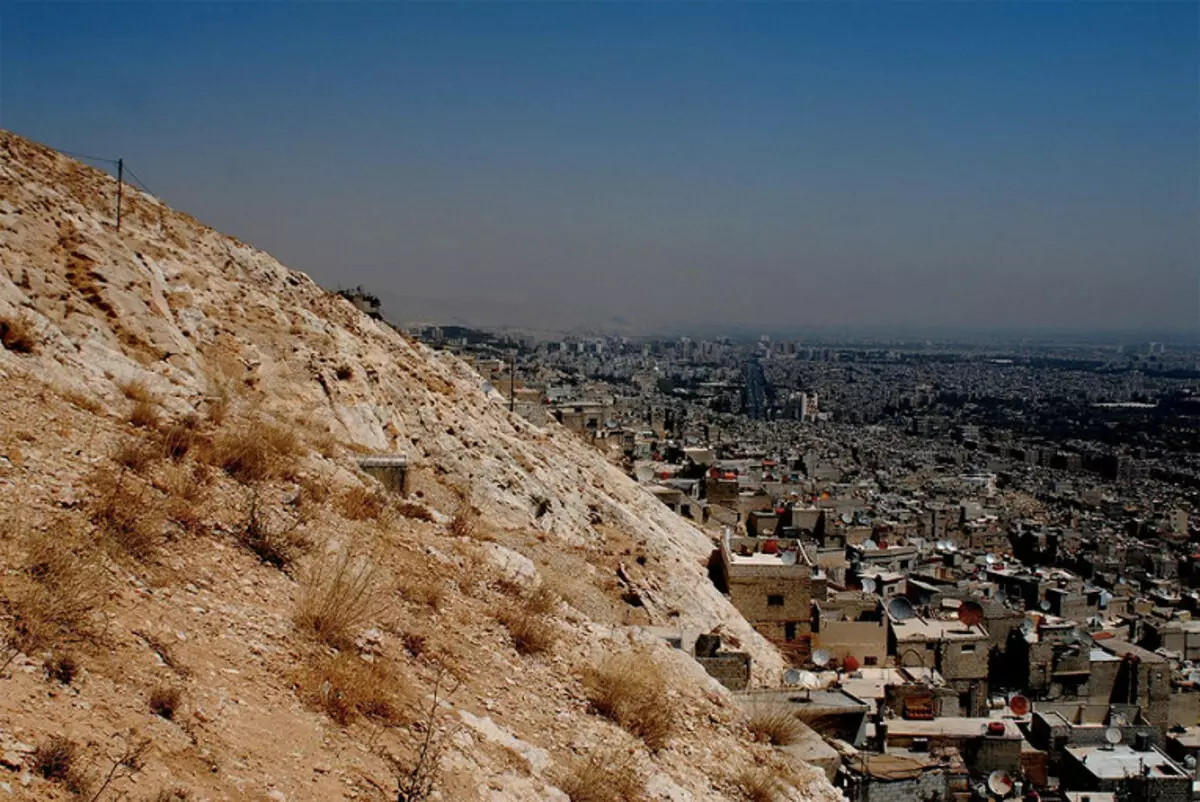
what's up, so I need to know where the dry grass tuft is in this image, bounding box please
[394,500,434,522]
[43,650,78,685]
[745,707,804,747]
[160,462,211,535]
[295,547,387,649]
[0,313,37,353]
[497,606,556,656]
[113,436,156,473]
[557,750,645,802]
[119,379,157,404]
[733,766,795,802]
[156,417,201,461]
[202,417,299,482]
[337,485,390,522]
[583,652,674,751]
[397,574,446,611]
[149,685,183,720]
[3,518,106,654]
[151,787,194,802]
[300,654,408,727]
[526,584,561,616]
[61,387,102,413]
[129,399,160,428]
[31,736,88,794]
[89,469,164,561]
[238,489,306,568]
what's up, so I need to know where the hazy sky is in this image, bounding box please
[2,2,1197,334]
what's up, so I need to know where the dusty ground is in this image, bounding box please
[0,131,842,801]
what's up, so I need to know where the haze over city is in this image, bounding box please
[3,1,1197,335]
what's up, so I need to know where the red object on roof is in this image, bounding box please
[1092,631,1114,640]
[987,721,1007,736]
[762,539,779,554]
[843,655,860,672]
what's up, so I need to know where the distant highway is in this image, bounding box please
[743,358,769,420]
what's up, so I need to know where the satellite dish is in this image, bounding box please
[780,550,797,565]
[1009,695,1031,717]
[1040,600,1052,612]
[1105,727,1123,746]
[987,771,1015,797]
[1019,619,1036,636]
[812,649,831,668]
[796,671,821,690]
[783,669,802,686]
[862,578,877,594]
[959,601,985,627]
[863,540,878,551]
[1185,755,1196,770]
[985,554,998,565]
[889,597,916,621]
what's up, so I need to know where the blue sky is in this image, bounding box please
[2,2,1197,333]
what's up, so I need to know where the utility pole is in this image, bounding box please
[115,158,124,233]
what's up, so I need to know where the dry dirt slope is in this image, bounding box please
[0,131,841,802]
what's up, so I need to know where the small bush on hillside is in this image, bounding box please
[301,654,408,727]
[238,489,306,568]
[119,379,157,404]
[89,469,164,561]
[557,750,644,802]
[149,685,183,720]
[3,519,106,656]
[43,651,78,685]
[337,485,389,522]
[394,500,434,522]
[397,574,446,611]
[31,736,88,793]
[745,707,804,746]
[157,417,201,461]
[151,787,193,802]
[0,313,37,353]
[526,584,561,616]
[202,418,298,482]
[129,399,160,428]
[734,766,794,802]
[583,652,674,751]
[113,437,155,473]
[497,606,556,656]
[294,547,386,649]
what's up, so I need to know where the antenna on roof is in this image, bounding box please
[861,578,877,594]
[1104,727,1123,748]
[812,649,831,668]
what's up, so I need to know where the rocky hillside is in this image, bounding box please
[0,131,840,802]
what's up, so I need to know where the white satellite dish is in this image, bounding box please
[863,540,879,551]
[1104,727,1123,746]
[1019,619,1035,636]
[862,578,877,594]
[985,554,998,565]
[796,671,821,690]
[812,649,831,668]
[1185,755,1196,770]
[987,770,1014,797]
[780,550,797,565]
[1040,600,1052,612]
[783,668,802,686]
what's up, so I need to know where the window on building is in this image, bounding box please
[926,642,936,651]
[961,644,976,654]
[767,594,785,607]
[785,622,797,641]
[864,656,878,666]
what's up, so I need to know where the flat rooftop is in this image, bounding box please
[840,667,944,701]
[1065,745,1187,780]
[872,717,1023,740]
[891,616,987,642]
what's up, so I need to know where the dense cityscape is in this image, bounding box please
[415,320,1200,801]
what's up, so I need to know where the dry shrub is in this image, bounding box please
[31,735,88,794]
[62,388,102,413]
[0,313,37,353]
[745,707,803,747]
[497,606,556,656]
[149,685,183,720]
[160,463,210,535]
[557,750,644,802]
[113,437,156,473]
[401,630,428,658]
[734,766,794,802]
[202,417,299,482]
[583,652,674,751]
[397,574,446,611]
[89,469,165,561]
[129,399,160,428]
[301,653,408,726]
[295,547,386,649]
[151,787,193,802]
[43,651,78,685]
[526,584,561,616]
[394,500,434,522]
[119,379,157,404]
[337,485,389,522]
[3,518,106,653]
[238,489,306,568]
[156,417,201,461]
[448,507,476,539]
